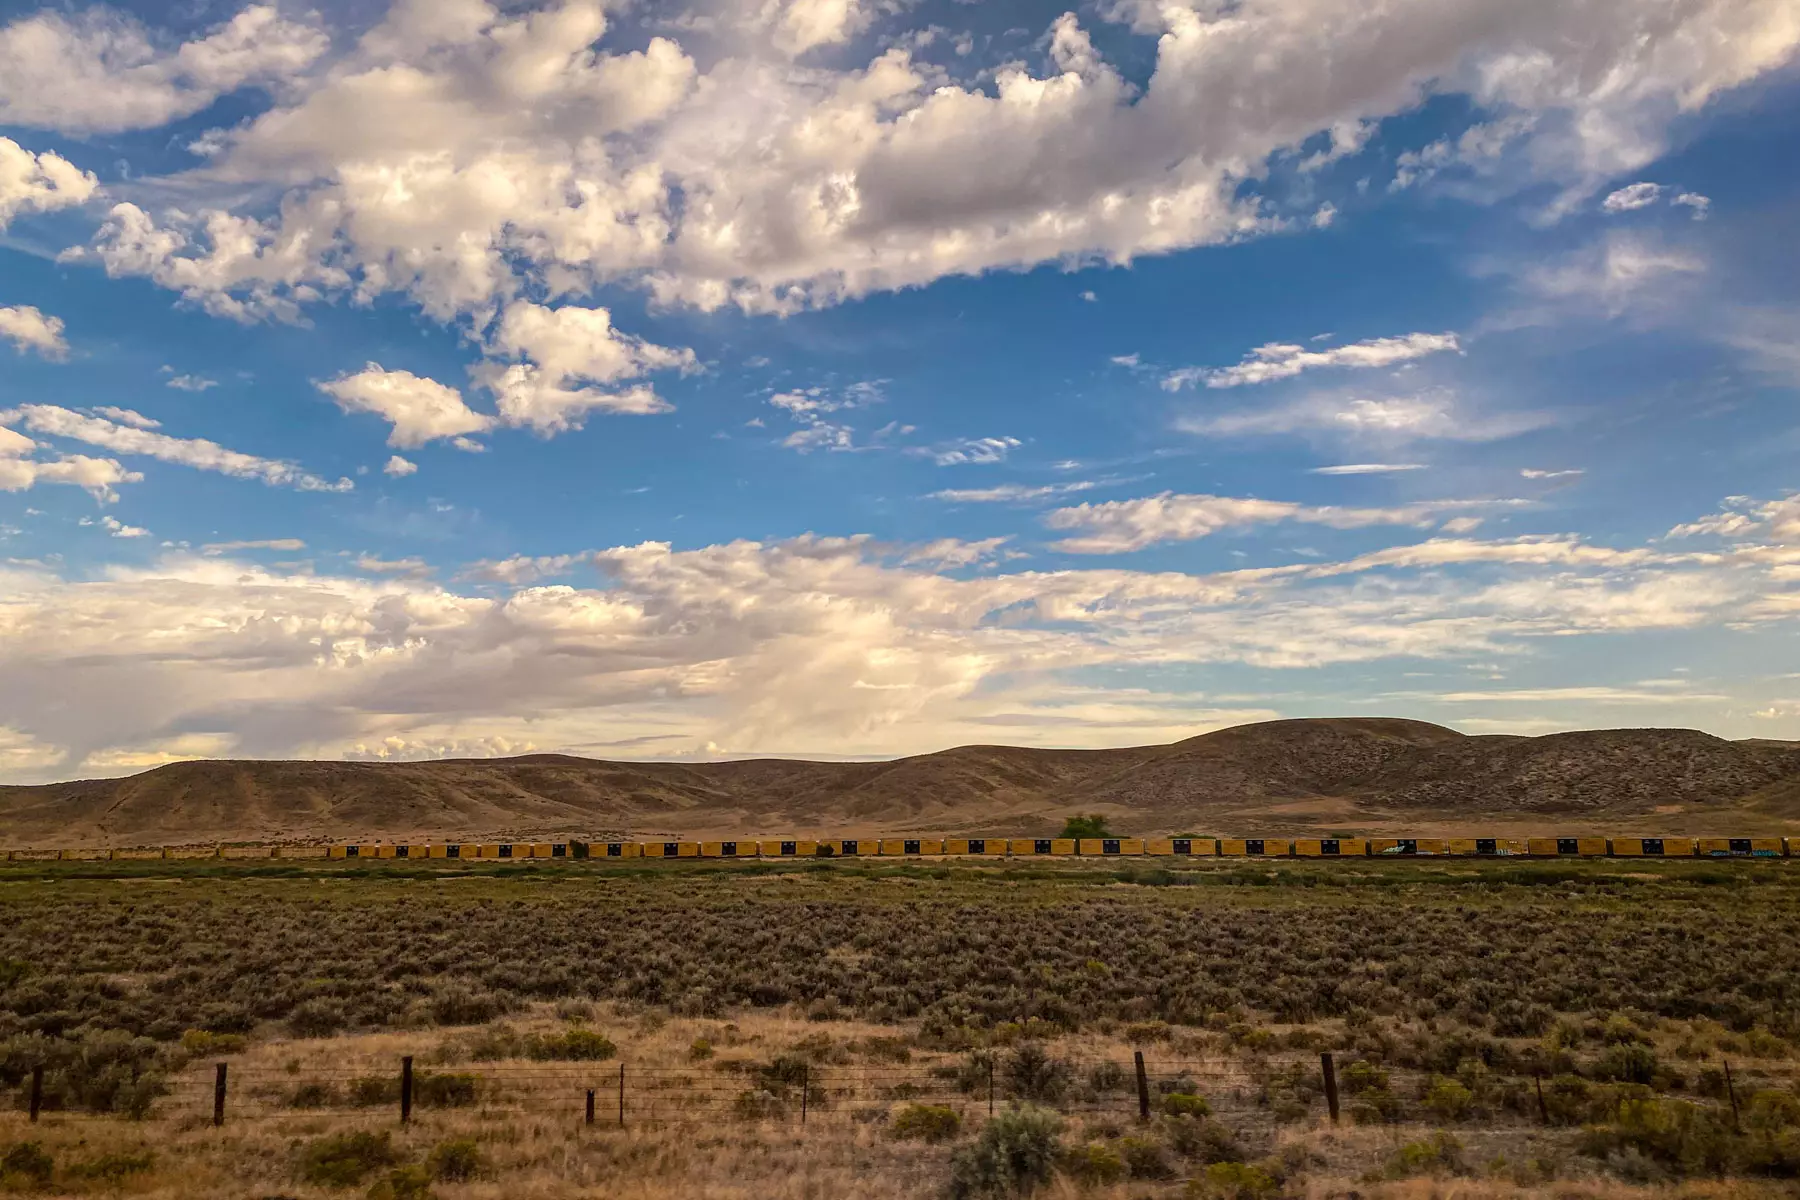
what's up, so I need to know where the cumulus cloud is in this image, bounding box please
[1673,191,1712,218]
[384,454,418,477]
[81,514,148,538]
[475,301,693,433]
[163,372,218,392]
[0,450,141,502]
[1668,494,1800,541]
[92,407,160,429]
[318,365,493,448]
[66,0,1800,323]
[0,306,67,359]
[6,404,352,492]
[0,5,327,133]
[0,138,97,229]
[1164,332,1460,390]
[1041,491,1505,554]
[1602,181,1663,212]
[0,510,1787,780]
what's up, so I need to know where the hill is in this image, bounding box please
[3,718,1799,847]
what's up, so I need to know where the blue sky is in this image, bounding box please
[1,0,1798,780]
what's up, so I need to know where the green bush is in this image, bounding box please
[1003,1043,1071,1104]
[1059,815,1111,840]
[349,1074,400,1106]
[1593,1043,1660,1086]
[179,1029,247,1057]
[1385,1131,1465,1178]
[426,1138,483,1182]
[366,1164,434,1200]
[892,1103,961,1143]
[1423,1076,1474,1121]
[1161,1114,1242,1164]
[416,1072,478,1107]
[1339,1059,1389,1094]
[526,1029,615,1062]
[1579,1096,1736,1177]
[1161,1091,1210,1118]
[1057,1141,1125,1185]
[289,1081,337,1108]
[0,1142,55,1187]
[298,1131,400,1188]
[946,1105,1062,1198]
[1119,1134,1175,1179]
[1186,1161,1278,1200]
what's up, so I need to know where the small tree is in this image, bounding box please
[1060,815,1111,840]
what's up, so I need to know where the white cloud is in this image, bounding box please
[0,5,327,134]
[1672,191,1712,219]
[81,515,148,539]
[923,436,1021,467]
[0,452,140,502]
[91,407,160,429]
[475,302,693,434]
[355,554,431,577]
[0,137,98,229]
[318,365,493,448]
[163,372,219,392]
[201,538,306,555]
[1181,385,1550,446]
[0,504,1790,781]
[66,0,1800,323]
[1522,467,1583,479]
[1668,494,1800,541]
[8,404,352,492]
[1515,233,1705,318]
[384,454,418,477]
[1041,491,1500,554]
[930,481,1100,504]
[1601,181,1662,212]
[0,305,67,359]
[1309,463,1426,475]
[1164,332,1460,390]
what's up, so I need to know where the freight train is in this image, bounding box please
[11,834,1791,861]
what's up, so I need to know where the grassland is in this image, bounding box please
[1,857,1798,1197]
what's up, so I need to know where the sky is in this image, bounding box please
[1,0,1799,783]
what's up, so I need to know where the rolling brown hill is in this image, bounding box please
[3,718,1799,847]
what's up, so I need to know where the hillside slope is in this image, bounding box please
[2,718,1797,845]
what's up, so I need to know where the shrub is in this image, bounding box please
[1340,1060,1389,1094]
[1003,1043,1071,1104]
[426,1139,483,1183]
[179,1029,247,1057]
[946,1105,1062,1199]
[1594,1043,1660,1086]
[66,1150,155,1182]
[1385,1131,1465,1178]
[1119,1134,1175,1179]
[1162,1114,1242,1164]
[1058,1141,1126,1186]
[1161,1091,1211,1118]
[298,1131,400,1188]
[367,1164,435,1200]
[892,1103,961,1143]
[733,1088,785,1120]
[1060,815,1111,840]
[289,1081,337,1108]
[287,999,349,1038]
[1,1142,55,1187]
[526,1029,615,1062]
[1187,1161,1278,1200]
[689,1038,714,1061]
[1578,1096,1736,1177]
[1086,1061,1125,1093]
[428,985,508,1026]
[1423,1076,1474,1121]
[350,1075,400,1106]
[415,1072,478,1108]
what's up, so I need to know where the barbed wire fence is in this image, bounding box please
[27,1051,1792,1133]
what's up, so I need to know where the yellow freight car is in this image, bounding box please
[757,839,818,857]
[220,845,273,860]
[831,839,868,856]
[167,845,221,859]
[1170,838,1218,855]
[879,838,945,855]
[476,843,523,860]
[1250,838,1291,856]
[1527,837,1609,856]
[1368,839,1415,856]
[426,843,471,860]
[1295,838,1367,857]
[1611,837,1695,857]
[1076,838,1145,855]
[58,848,110,861]
[8,849,60,861]
[1010,838,1077,856]
[110,847,166,861]
[592,841,643,859]
[943,837,1006,856]
[700,841,754,858]
[1697,837,1785,858]
[642,841,700,858]
[274,844,328,859]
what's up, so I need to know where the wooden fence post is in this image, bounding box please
[28,1065,43,1122]
[1534,1072,1550,1124]
[400,1056,413,1125]
[618,1062,626,1128]
[1320,1053,1339,1125]
[1134,1051,1151,1120]
[801,1064,809,1126]
[586,1088,596,1125]
[987,1058,995,1117]
[1724,1061,1742,1132]
[213,1062,228,1127]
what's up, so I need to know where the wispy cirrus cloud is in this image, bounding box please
[1163,332,1460,390]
